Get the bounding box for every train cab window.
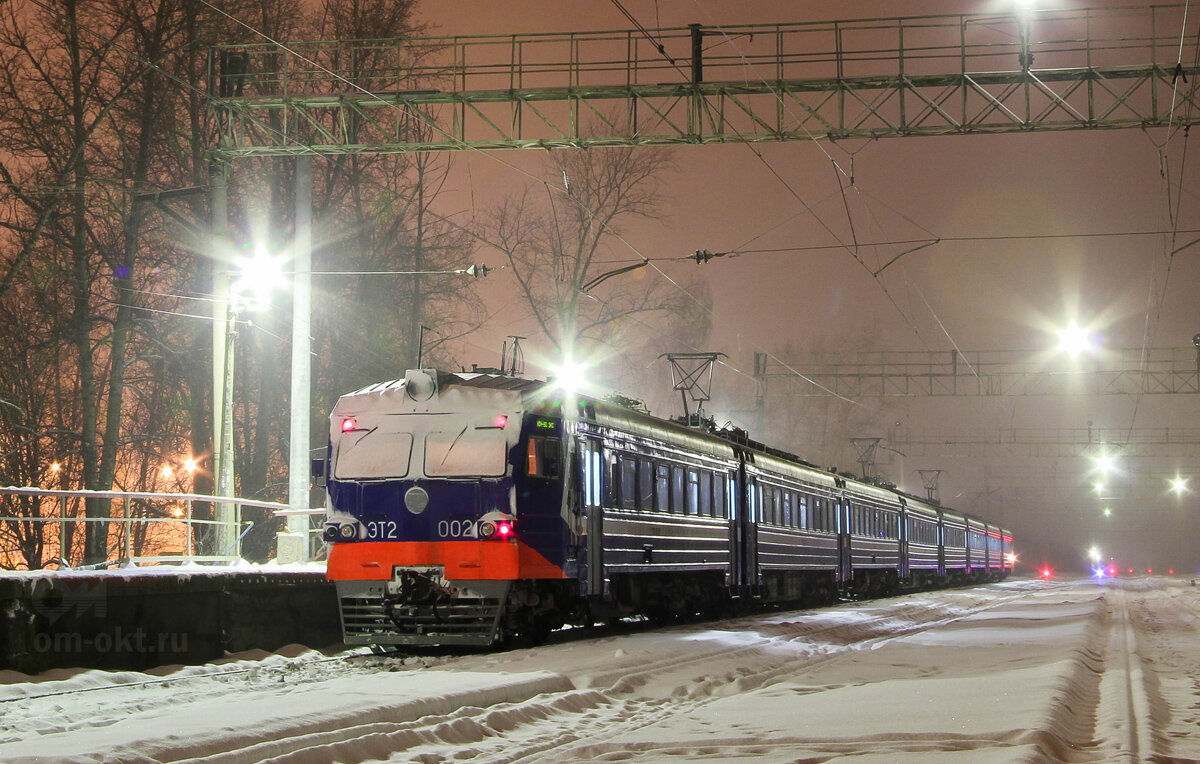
[656,464,670,512]
[334,431,413,479]
[524,435,562,479]
[427,429,508,477]
[639,458,656,510]
[618,456,637,509]
[672,465,686,513]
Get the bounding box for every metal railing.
[0,486,318,569]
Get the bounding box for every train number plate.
[363,519,400,540]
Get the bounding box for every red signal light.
[1108,566,1117,576]
[341,417,357,432]
[1129,568,1134,574]
[1169,569,1175,575]
[1041,567,1053,579]
[1147,568,1152,574]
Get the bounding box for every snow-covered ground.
[3,575,1198,763]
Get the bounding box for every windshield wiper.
[438,422,469,468]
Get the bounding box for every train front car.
[323,369,576,647]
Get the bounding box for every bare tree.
[485,145,710,389]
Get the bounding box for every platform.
[0,568,341,674]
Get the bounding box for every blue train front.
[323,369,584,646]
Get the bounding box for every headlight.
[478,521,497,538]
[338,523,358,541]
[322,524,339,542]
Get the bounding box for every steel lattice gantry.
[754,347,1200,398]
[209,6,1200,158]
[890,426,1200,459]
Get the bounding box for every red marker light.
[1169,569,1175,575]
[1041,567,1053,579]
[341,417,357,432]
[497,521,513,539]
[1147,568,1152,574]
[494,414,508,429]
[1129,568,1134,574]
[1108,566,1117,576]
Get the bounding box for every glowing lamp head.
[1108,565,1117,576]
[497,520,514,539]
[494,414,508,429]
[551,357,588,394]
[1041,567,1053,579]
[341,417,357,433]
[1057,322,1094,357]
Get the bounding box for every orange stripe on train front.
[327,540,566,582]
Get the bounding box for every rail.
[0,487,319,569]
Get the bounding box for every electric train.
[320,368,1013,647]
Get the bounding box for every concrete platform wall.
[0,572,342,674]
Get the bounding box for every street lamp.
[550,356,589,394]
[1057,322,1094,358]
[215,247,286,556]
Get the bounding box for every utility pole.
[210,160,235,555]
[281,155,313,562]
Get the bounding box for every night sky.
[415,1,1200,573]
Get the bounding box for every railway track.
[152,582,1040,764]
[15,578,1198,764]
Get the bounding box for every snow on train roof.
[342,370,546,398]
[334,371,1009,534]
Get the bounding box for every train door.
[727,466,741,592]
[743,475,760,595]
[579,436,605,597]
[731,460,759,597]
[836,496,852,585]
[936,512,946,578]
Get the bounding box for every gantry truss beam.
[891,427,1200,459]
[756,347,1200,397]
[209,6,1199,157]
